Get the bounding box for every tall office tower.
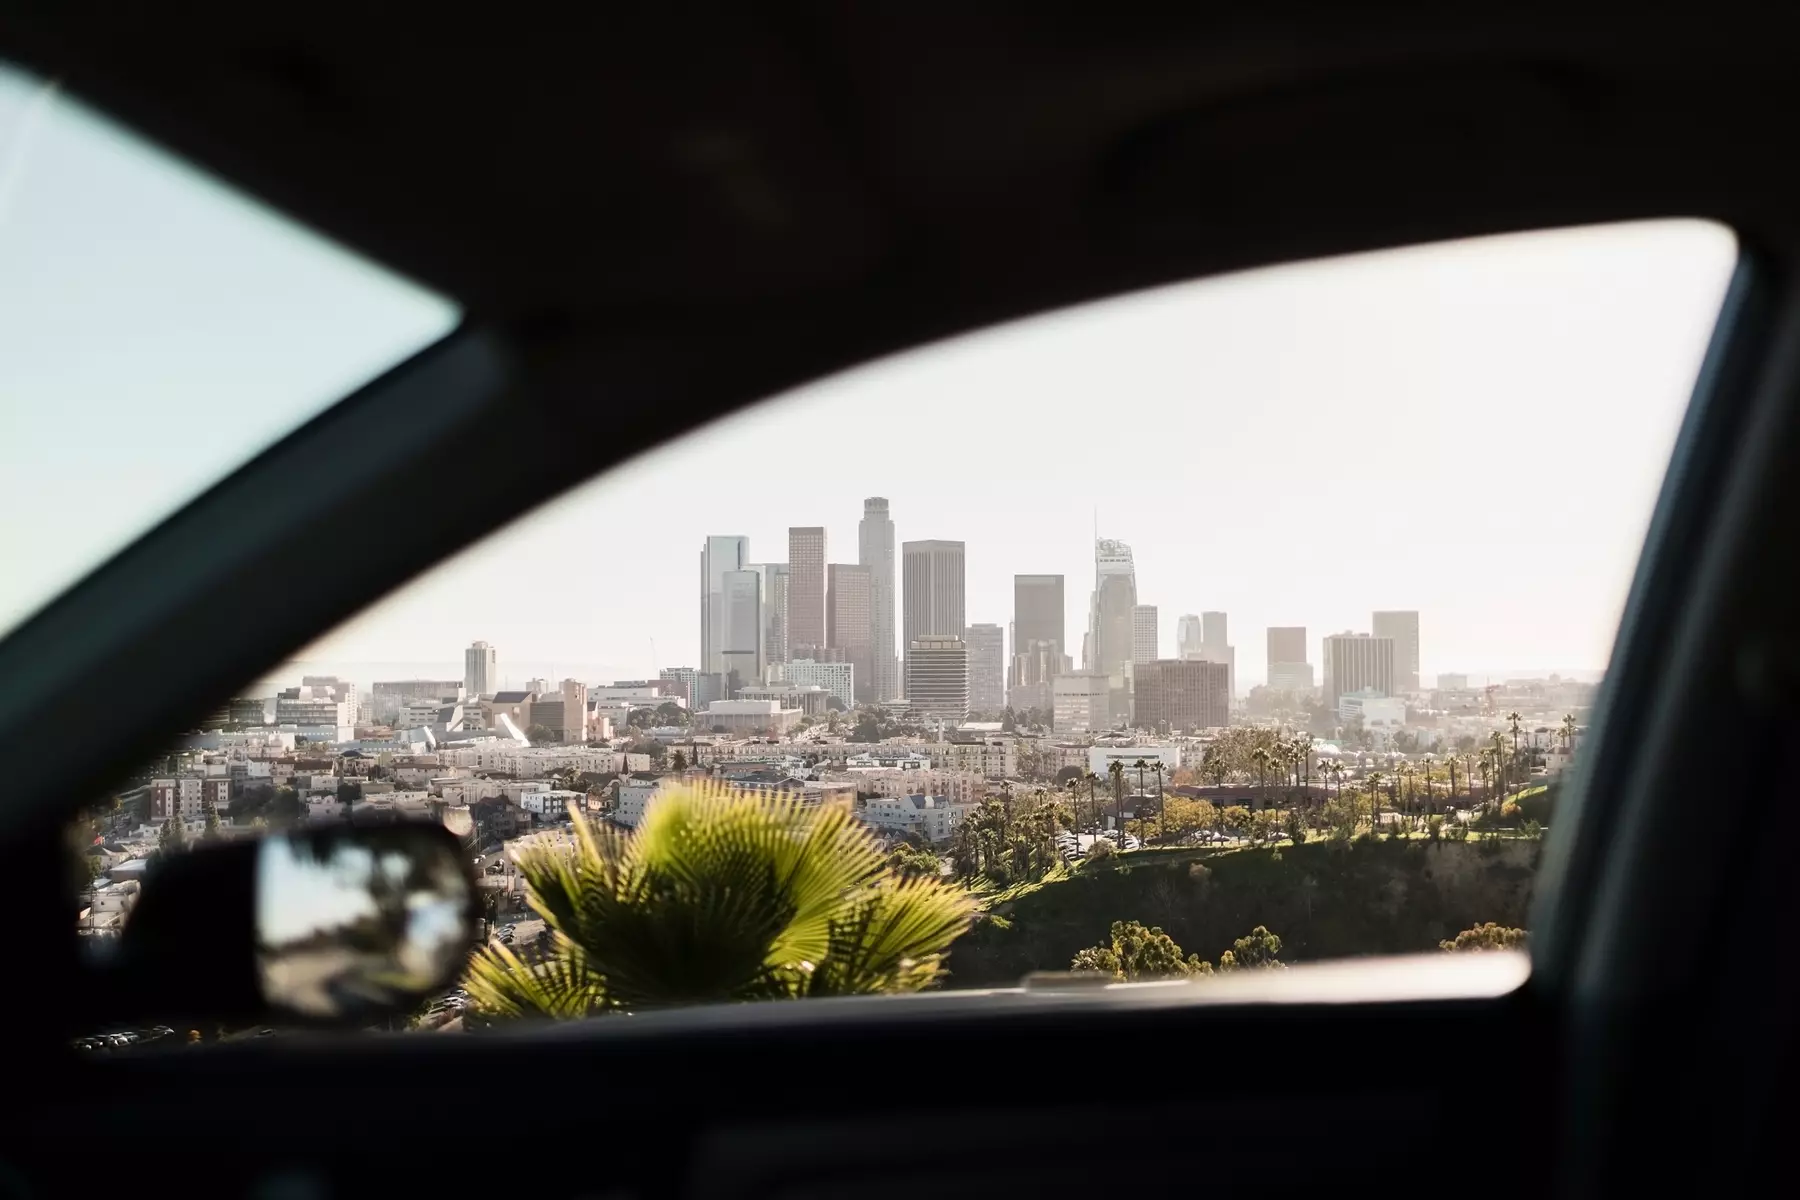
[751,563,790,667]
[699,535,751,674]
[964,623,1006,714]
[1132,604,1159,663]
[1011,574,1066,705]
[1196,610,1236,699]
[1087,539,1137,678]
[1176,614,1205,660]
[1009,639,1063,713]
[1267,626,1307,670]
[902,539,966,699]
[786,528,827,658]
[907,635,969,722]
[1266,625,1312,691]
[827,563,875,704]
[859,497,898,702]
[1134,660,1230,733]
[719,568,765,688]
[1371,610,1421,693]
[1324,632,1397,710]
[464,641,497,697]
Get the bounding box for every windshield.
[0,63,459,639]
[74,210,1735,1034]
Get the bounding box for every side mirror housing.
[104,824,478,1029]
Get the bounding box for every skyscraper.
[1086,539,1137,677]
[787,527,827,657]
[907,635,969,722]
[1197,610,1236,699]
[902,540,965,699]
[827,563,874,704]
[751,562,789,668]
[1371,610,1421,693]
[1132,604,1159,663]
[720,568,764,688]
[858,498,898,703]
[1202,611,1228,649]
[1011,574,1066,710]
[1324,632,1396,710]
[1176,614,1205,660]
[1267,626,1307,669]
[1266,625,1311,691]
[700,535,750,674]
[464,641,497,697]
[964,623,1006,714]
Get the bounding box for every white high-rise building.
[859,498,899,703]
[907,635,969,723]
[1371,610,1421,693]
[700,535,750,675]
[1052,672,1111,734]
[1176,614,1205,660]
[964,623,1006,714]
[780,659,855,709]
[464,641,497,697]
[1086,539,1137,677]
[1132,604,1159,663]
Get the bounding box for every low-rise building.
[698,700,803,735]
[857,794,975,843]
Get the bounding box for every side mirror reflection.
[257,828,477,1022]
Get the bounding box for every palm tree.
[1084,770,1101,836]
[1150,759,1166,837]
[1250,747,1272,811]
[1560,712,1579,753]
[1366,771,1384,833]
[1490,730,1508,810]
[1508,711,1524,767]
[1132,759,1149,833]
[1107,761,1126,839]
[465,784,975,1017]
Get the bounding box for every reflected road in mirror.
[256,828,474,1022]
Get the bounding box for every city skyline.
[266,223,1732,694]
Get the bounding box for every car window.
[73,217,1735,1035]
[0,62,459,639]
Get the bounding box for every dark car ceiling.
[6,4,1797,384]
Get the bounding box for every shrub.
[1070,920,1211,981]
[1440,922,1527,952]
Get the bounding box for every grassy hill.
[945,836,1541,987]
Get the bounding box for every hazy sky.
[293,220,1735,691]
[0,65,1739,696]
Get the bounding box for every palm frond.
[463,939,606,1020]
[471,782,975,1017]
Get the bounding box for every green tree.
[157,815,187,857]
[526,723,555,744]
[885,842,944,880]
[670,750,689,771]
[463,783,975,1018]
[1070,920,1213,981]
[1217,925,1284,971]
[1440,922,1527,952]
[202,796,222,840]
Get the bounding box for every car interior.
[3,5,1799,1197]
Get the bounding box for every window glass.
[77,218,1734,1037]
[0,63,459,638]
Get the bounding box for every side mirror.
[106,824,478,1028]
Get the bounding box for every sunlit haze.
[277,220,1735,693]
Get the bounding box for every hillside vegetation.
[947,836,1539,987]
